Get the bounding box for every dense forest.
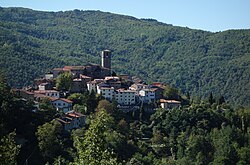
[0,7,249,107]
[0,71,250,165]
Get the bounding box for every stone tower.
[101,50,111,69]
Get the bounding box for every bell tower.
[101,50,111,69]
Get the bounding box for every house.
[70,78,86,93]
[139,88,156,103]
[51,98,73,113]
[87,79,105,92]
[38,83,53,90]
[115,89,136,105]
[80,74,92,83]
[34,78,55,89]
[97,86,115,101]
[14,89,35,101]
[160,99,181,109]
[118,74,132,81]
[57,111,85,131]
[129,83,145,93]
[104,76,122,89]
[34,90,60,99]
[44,73,54,79]
[149,87,164,100]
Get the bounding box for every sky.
[1,0,250,32]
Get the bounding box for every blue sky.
[1,0,250,32]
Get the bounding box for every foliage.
[38,97,54,111]
[56,72,72,91]
[163,85,180,100]
[67,93,85,105]
[97,99,116,114]
[0,130,20,165]
[73,110,119,164]
[36,120,63,161]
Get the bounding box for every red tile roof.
[60,98,73,103]
[50,98,73,103]
[34,90,59,94]
[160,99,181,104]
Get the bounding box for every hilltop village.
[15,50,181,131]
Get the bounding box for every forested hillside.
[0,7,249,106]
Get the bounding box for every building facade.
[160,99,181,109]
[115,89,136,105]
[51,98,73,113]
[139,89,156,102]
[57,111,85,131]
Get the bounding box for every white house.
[51,98,73,113]
[139,88,156,102]
[87,79,104,92]
[97,87,115,101]
[129,83,145,93]
[57,111,85,131]
[160,99,181,109]
[44,73,54,80]
[34,90,60,99]
[115,89,136,105]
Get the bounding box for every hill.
[0,7,249,106]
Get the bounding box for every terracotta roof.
[160,99,181,104]
[60,98,73,103]
[100,87,114,90]
[34,90,59,94]
[105,76,119,80]
[116,89,136,93]
[51,98,73,103]
[19,89,34,95]
[34,93,48,98]
[49,97,58,101]
[57,118,70,124]
[64,66,86,70]
[87,79,104,84]
[80,75,91,79]
[73,78,83,82]
[57,111,84,124]
[151,82,163,86]
[141,88,157,92]
[66,111,84,118]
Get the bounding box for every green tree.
[97,99,116,114]
[36,120,63,161]
[74,110,119,164]
[73,104,87,114]
[211,126,239,165]
[151,130,166,156]
[163,85,180,100]
[208,92,215,105]
[39,97,54,111]
[237,147,250,165]
[56,72,72,91]
[85,90,99,114]
[67,93,85,105]
[0,130,20,165]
